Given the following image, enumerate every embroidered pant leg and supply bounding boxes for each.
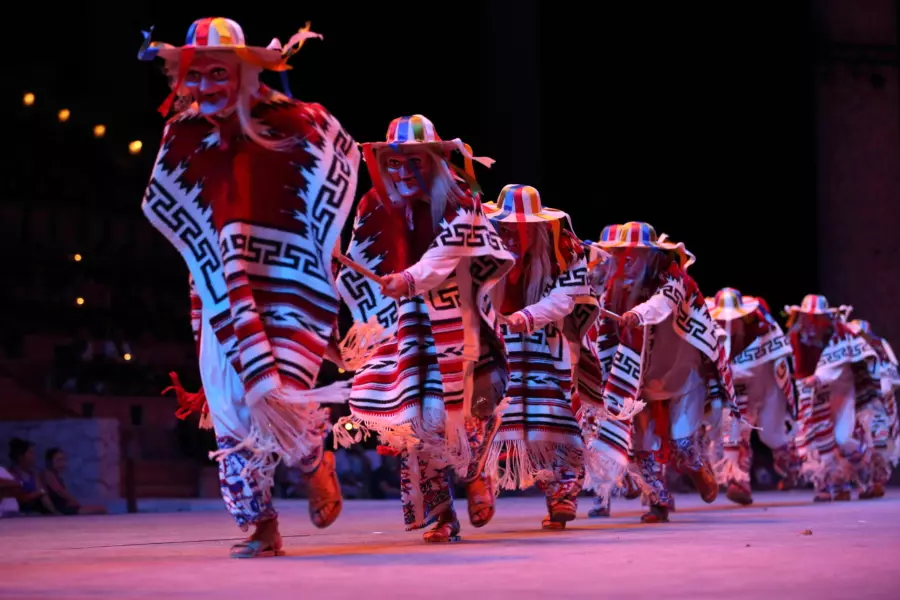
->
[399,443,454,531]
[720,380,753,485]
[668,385,709,472]
[632,403,671,505]
[636,451,671,507]
[772,442,803,480]
[827,368,861,490]
[196,312,280,529]
[538,449,586,509]
[856,401,893,487]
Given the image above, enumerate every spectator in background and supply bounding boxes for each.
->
[0,466,22,517]
[335,447,372,499]
[42,448,108,515]
[7,438,59,515]
[369,452,402,500]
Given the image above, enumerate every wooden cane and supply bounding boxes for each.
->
[600,308,621,321]
[332,250,386,287]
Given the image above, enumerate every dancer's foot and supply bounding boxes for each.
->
[466,474,496,528]
[423,510,461,543]
[685,464,718,504]
[813,490,832,502]
[777,473,796,491]
[547,498,578,526]
[230,517,284,558]
[725,481,753,506]
[640,504,669,524]
[588,496,610,518]
[833,489,852,502]
[859,486,879,500]
[305,451,343,528]
[665,494,677,512]
[541,516,566,530]
[623,471,642,500]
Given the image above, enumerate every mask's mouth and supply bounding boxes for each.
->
[198,91,229,113]
[395,179,421,196]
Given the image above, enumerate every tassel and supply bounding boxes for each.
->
[339,318,388,371]
[163,372,208,421]
[606,395,646,421]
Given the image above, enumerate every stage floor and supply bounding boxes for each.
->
[1,491,897,599]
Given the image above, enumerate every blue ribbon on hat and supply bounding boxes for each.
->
[138,26,158,61]
[279,71,293,98]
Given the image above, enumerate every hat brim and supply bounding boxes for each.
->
[592,238,695,270]
[482,201,570,224]
[784,305,838,315]
[362,140,460,154]
[153,44,287,70]
[708,300,759,322]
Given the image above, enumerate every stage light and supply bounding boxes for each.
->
[128,140,142,154]
[23,93,35,106]
[73,253,82,262]
[344,422,354,431]
[123,353,132,361]
[93,125,106,138]
[338,368,345,373]
[58,109,70,122]
[75,297,84,306]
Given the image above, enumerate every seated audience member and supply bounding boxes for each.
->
[8,438,59,515]
[42,448,108,515]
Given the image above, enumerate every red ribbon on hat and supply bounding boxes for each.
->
[158,47,196,116]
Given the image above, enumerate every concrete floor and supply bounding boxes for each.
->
[1,491,897,599]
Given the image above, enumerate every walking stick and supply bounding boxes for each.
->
[332,250,386,287]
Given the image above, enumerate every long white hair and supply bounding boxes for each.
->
[492,223,552,310]
[163,55,296,152]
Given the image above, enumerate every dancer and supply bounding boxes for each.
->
[847,318,899,498]
[786,295,879,501]
[334,115,514,542]
[587,222,738,523]
[705,288,798,505]
[482,184,602,530]
[139,17,359,557]
[583,224,644,519]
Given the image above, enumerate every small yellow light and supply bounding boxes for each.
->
[128,140,142,155]
[23,93,35,106]
[58,109,70,122]
[337,368,346,374]
[93,124,106,138]
[73,253,82,262]
[75,297,85,306]
[344,422,354,431]
[123,353,132,361]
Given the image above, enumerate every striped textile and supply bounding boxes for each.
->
[791,325,879,485]
[488,233,600,489]
[581,262,739,494]
[714,299,797,482]
[336,187,515,476]
[142,91,359,464]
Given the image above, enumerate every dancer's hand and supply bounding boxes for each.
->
[618,311,640,329]
[381,274,408,299]
[507,312,528,333]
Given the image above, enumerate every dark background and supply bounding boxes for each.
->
[6,1,817,315]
